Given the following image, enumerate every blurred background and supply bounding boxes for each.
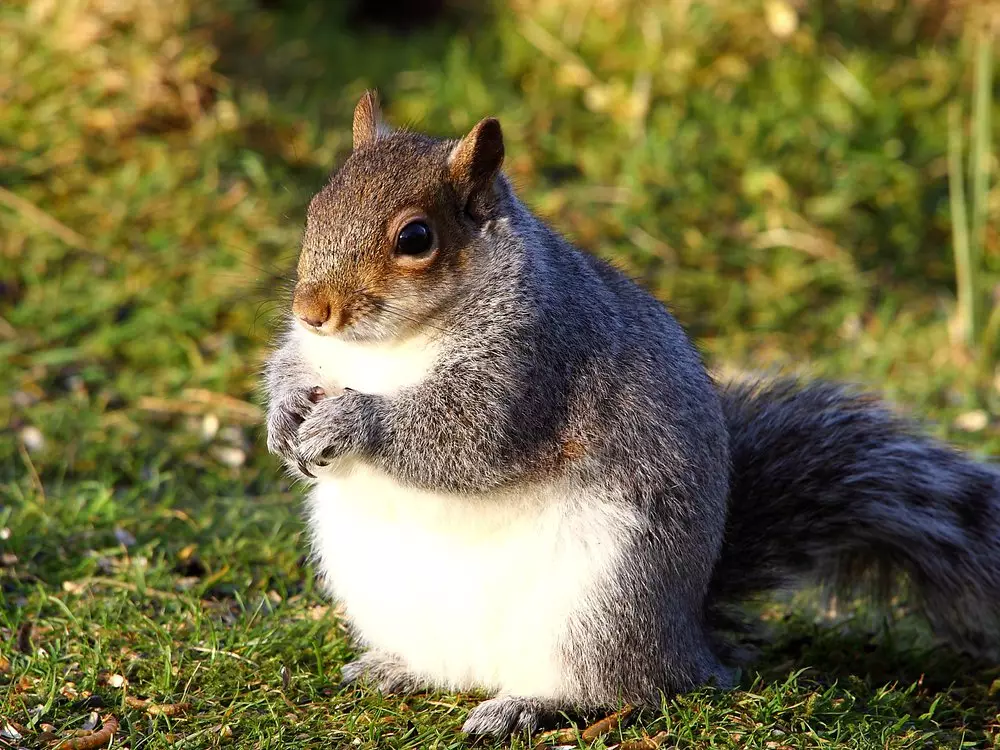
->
[2,1,1000,747]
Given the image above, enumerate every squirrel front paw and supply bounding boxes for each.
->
[266,386,324,470]
[294,388,383,475]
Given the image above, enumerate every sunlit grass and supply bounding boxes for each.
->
[2,0,1000,747]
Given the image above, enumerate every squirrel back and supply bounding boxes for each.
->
[263,91,1000,738]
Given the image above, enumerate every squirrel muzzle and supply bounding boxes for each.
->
[292,282,357,332]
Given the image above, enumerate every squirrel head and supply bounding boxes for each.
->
[292,90,507,342]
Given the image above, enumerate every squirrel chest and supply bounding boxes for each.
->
[297,329,643,698]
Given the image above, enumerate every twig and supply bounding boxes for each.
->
[183,389,263,422]
[186,646,257,666]
[166,724,224,748]
[137,391,262,424]
[753,227,851,264]
[70,577,183,601]
[0,186,88,250]
[18,440,45,505]
[52,715,118,750]
[629,227,677,265]
[0,315,16,339]
[519,17,599,87]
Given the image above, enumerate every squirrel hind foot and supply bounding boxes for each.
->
[461,696,553,737]
[339,651,427,696]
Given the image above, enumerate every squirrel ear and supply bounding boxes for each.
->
[448,118,505,218]
[353,90,385,150]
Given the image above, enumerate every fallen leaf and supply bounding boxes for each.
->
[124,696,192,717]
[52,714,119,750]
[0,723,23,741]
[582,705,635,742]
[16,621,33,653]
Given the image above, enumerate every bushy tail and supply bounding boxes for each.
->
[709,377,1000,657]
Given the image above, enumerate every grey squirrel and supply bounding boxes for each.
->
[263,90,1000,738]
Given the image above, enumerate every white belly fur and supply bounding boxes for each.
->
[308,468,640,698]
[294,326,640,699]
[293,324,441,396]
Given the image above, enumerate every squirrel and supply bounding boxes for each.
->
[263,90,1000,738]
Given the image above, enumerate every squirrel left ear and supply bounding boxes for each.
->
[353,90,385,150]
[448,118,505,219]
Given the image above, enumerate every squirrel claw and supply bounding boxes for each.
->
[295,457,316,479]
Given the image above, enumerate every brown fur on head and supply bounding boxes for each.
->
[292,91,506,342]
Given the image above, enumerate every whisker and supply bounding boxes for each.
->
[374,300,458,338]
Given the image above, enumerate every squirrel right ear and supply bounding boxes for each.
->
[448,118,505,219]
[353,90,385,150]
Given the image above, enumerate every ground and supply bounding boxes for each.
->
[2,0,1000,747]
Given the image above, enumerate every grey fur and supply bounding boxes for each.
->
[340,651,427,695]
[711,377,1000,657]
[262,113,1000,738]
[461,697,553,737]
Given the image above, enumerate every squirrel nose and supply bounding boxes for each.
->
[296,303,330,328]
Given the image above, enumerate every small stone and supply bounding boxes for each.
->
[211,446,246,468]
[201,413,220,440]
[955,410,989,432]
[0,724,22,741]
[107,673,127,688]
[114,527,137,547]
[11,391,37,408]
[19,426,45,453]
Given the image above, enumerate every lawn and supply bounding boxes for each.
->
[2,0,1000,747]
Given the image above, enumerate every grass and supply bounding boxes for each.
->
[949,20,997,361]
[2,0,1000,747]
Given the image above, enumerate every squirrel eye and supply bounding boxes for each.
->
[395,220,434,257]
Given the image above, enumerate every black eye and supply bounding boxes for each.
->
[395,220,434,257]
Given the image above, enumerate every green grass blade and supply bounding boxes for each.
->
[948,102,974,347]
[969,24,995,347]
